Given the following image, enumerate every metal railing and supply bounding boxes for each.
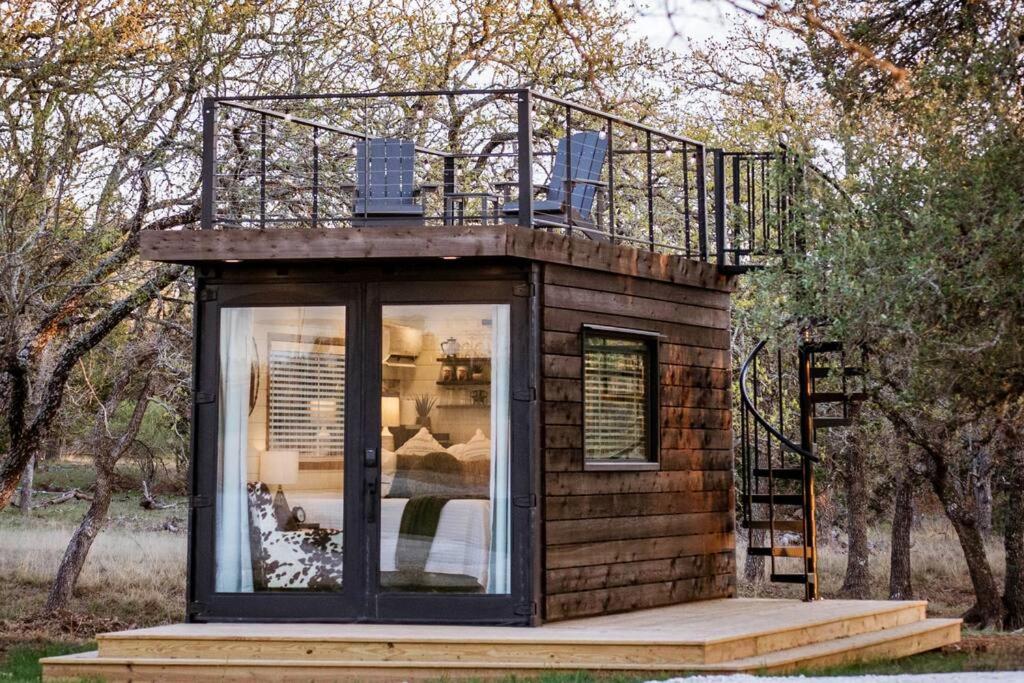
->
[200,88,710,259]
[712,149,799,273]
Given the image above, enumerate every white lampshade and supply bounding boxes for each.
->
[260,450,299,486]
[381,396,401,428]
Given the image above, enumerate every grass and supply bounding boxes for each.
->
[0,643,94,683]
[0,459,186,661]
[737,513,1004,618]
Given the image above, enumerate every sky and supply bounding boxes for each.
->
[630,0,739,51]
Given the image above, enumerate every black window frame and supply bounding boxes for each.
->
[580,324,661,472]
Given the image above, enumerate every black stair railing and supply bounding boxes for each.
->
[739,339,820,600]
[712,149,799,274]
[739,337,868,600]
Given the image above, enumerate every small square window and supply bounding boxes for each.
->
[582,325,659,471]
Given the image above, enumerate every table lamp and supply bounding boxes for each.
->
[260,449,299,529]
[381,395,400,451]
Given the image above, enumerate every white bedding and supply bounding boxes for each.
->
[287,492,492,587]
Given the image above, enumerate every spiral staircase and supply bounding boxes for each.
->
[713,149,867,600]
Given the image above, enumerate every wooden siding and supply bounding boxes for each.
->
[540,262,736,621]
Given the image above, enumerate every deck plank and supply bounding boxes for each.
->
[40,600,961,681]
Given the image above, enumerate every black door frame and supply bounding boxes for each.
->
[365,279,534,624]
[189,279,368,622]
[187,267,534,624]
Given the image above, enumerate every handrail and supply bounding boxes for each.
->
[739,339,819,463]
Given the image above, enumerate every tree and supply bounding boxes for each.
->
[1,0,681,512]
[669,0,1023,627]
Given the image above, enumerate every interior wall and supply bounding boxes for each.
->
[383,311,494,446]
[540,263,737,621]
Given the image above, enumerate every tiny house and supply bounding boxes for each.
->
[142,89,735,625]
[42,89,962,680]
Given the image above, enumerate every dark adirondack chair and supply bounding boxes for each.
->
[351,138,438,225]
[501,130,609,234]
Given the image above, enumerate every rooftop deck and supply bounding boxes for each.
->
[41,598,960,680]
[188,89,800,274]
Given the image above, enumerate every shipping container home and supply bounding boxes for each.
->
[42,89,959,680]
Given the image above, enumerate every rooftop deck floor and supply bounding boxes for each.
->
[42,598,960,680]
[139,225,733,291]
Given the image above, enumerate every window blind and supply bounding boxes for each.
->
[583,335,651,462]
[268,342,345,458]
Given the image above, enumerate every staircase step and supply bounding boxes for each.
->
[745,520,806,532]
[750,494,805,506]
[811,366,865,379]
[770,573,812,584]
[814,416,853,428]
[753,467,803,480]
[749,546,814,558]
[803,341,843,353]
[810,392,868,404]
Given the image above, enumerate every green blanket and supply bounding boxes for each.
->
[395,495,451,572]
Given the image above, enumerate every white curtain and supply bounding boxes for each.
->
[215,307,254,593]
[488,304,511,594]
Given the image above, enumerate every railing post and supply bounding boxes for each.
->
[564,104,572,237]
[259,113,267,230]
[605,119,615,242]
[645,130,654,251]
[695,144,707,261]
[201,98,217,230]
[797,338,819,601]
[713,149,725,270]
[312,127,319,229]
[443,154,456,227]
[516,89,534,228]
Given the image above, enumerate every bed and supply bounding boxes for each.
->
[287,492,492,589]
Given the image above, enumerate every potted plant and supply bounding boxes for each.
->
[413,394,438,430]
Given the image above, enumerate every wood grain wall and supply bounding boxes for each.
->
[540,263,736,621]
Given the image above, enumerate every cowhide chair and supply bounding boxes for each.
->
[246,482,343,590]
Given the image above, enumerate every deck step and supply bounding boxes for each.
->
[745,520,805,532]
[750,494,804,505]
[814,416,853,428]
[749,546,814,558]
[40,618,962,679]
[752,467,803,480]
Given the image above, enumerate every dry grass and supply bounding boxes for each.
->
[738,513,1006,618]
[0,497,186,654]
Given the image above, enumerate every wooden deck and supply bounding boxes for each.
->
[42,598,960,681]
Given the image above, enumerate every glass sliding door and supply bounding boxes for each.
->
[215,305,347,593]
[378,304,511,595]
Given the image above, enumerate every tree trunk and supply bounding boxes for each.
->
[889,472,914,600]
[18,454,34,514]
[841,436,871,598]
[45,368,156,611]
[44,470,113,611]
[1003,446,1024,629]
[972,446,993,537]
[926,453,1003,627]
